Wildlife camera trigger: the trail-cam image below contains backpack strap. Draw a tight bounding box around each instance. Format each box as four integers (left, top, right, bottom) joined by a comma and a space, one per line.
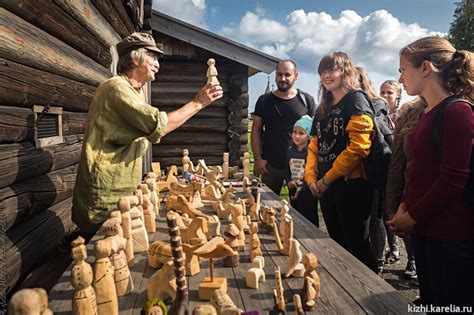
297, 89, 308, 110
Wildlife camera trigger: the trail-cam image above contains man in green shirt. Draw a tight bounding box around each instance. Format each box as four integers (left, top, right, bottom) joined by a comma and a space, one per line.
72, 33, 223, 234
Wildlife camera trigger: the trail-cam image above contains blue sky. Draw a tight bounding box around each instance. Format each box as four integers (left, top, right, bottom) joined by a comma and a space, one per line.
154, 0, 457, 111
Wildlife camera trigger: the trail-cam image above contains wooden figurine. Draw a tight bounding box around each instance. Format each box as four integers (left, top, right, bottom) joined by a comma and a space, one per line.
302, 253, 321, 311
242, 176, 251, 194
201, 184, 221, 201
249, 222, 262, 262
245, 256, 266, 289
194, 237, 237, 300
147, 260, 177, 301
269, 213, 284, 253
130, 206, 149, 253
166, 213, 189, 315
279, 199, 290, 218
182, 148, 190, 173
251, 179, 259, 200
272, 267, 286, 314
151, 162, 161, 175
142, 194, 157, 233
146, 178, 161, 215
148, 240, 173, 269
210, 288, 243, 315
118, 195, 137, 266
279, 214, 293, 256
157, 165, 178, 192
71, 236, 98, 315
143, 299, 167, 315
249, 192, 261, 221
192, 304, 217, 315
229, 203, 245, 250
242, 151, 250, 179
180, 217, 208, 245
93, 239, 118, 315
8, 288, 53, 315
261, 206, 276, 234
222, 152, 229, 180
223, 224, 240, 267
207, 58, 219, 85
293, 294, 304, 315
286, 239, 304, 278
101, 217, 134, 296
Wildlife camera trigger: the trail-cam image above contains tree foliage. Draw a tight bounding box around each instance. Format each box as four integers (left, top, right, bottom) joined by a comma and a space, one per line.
447, 0, 473, 51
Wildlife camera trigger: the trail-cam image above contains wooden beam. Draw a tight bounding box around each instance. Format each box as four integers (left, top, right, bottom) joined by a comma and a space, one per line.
0, 58, 95, 112
0, 165, 77, 231
91, 0, 132, 38
110, 0, 135, 34
0, 8, 112, 86
160, 132, 227, 145
152, 144, 228, 157
0, 135, 83, 189
3, 197, 76, 295
156, 105, 228, 119
54, 0, 121, 47
2, 0, 112, 67
151, 94, 229, 107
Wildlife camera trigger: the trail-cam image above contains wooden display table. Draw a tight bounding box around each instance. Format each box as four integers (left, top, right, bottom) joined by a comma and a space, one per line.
49, 184, 415, 314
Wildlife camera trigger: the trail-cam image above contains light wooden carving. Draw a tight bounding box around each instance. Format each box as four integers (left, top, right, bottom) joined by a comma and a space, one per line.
286, 239, 304, 278
245, 256, 266, 289
223, 224, 240, 267
230, 203, 245, 251
249, 192, 261, 221
157, 165, 178, 192
8, 288, 53, 315
142, 194, 157, 234
151, 162, 161, 175
180, 217, 208, 245
93, 239, 118, 315
249, 222, 262, 262
117, 196, 136, 267
148, 240, 173, 269
147, 260, 177, 301
210, 288, 243, 315
272, 266, 286, 314
130, 206, 149, 253
71, 236, 97, 315
302, 253, 321, 311
293, 294, 304, 315
279, 214, 293, 256
207, 58, 219, 85
242, 152, 250, 179
242, 176, 251, 194
145, 178, 161, 215
222, 152, 229, 180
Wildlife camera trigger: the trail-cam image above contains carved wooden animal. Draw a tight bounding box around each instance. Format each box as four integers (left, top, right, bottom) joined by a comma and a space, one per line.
147, 260, 177, 301
249, 223, 262, 262
223, 224, 240, 267
286, 239, 304, 278
211, 201, 231, 220
201, 184, 222, 201
210, 288, 243, 315
8, 288, 53, 315
130, 206, 149, 253
180, 217, 208, 244
249, 193, 261, 221
242, 176, 251, 193
93, 238, 118, 315
245, 256, 266, 289
157, 165, 178, 191
71, 236, 98, 315
229, 203, 245, 250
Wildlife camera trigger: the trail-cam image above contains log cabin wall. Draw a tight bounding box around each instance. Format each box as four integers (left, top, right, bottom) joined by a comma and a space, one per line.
0, 0, 144, 297
151, 33, 249, 167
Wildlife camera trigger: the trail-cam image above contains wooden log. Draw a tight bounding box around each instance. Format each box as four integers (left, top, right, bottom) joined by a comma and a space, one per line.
153, 156, 223, 168
152, 82, 229, 94
0, 135, 83, 189
0, 165, 77, 231
3, 197, 77, 295
0, 58, 95, 112
228, 111, 242, 126
0, 8, 112, 86
180, 118, 228, 132
160, 132, 227, 145
152, 144, 228, 157
2, 0, 112, 67
110, 0, 136, 34
155, 105, 228, 119
0, 106, 87, 143
54, 0, 121, 47
151, 94, 229, 107
90, 0, 131, 38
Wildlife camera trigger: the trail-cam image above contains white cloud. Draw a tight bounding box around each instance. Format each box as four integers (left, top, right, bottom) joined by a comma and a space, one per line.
153, 0, 207, 28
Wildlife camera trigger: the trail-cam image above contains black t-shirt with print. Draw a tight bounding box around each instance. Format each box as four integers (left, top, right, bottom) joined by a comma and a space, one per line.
254, 92, 316, 170
309, 91, 372, 179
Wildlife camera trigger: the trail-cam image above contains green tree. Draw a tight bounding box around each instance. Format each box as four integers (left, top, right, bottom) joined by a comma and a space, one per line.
447, 0, 473, 51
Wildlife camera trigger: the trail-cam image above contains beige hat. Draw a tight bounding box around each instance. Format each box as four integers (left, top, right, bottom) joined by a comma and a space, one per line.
116, 32, 164, 57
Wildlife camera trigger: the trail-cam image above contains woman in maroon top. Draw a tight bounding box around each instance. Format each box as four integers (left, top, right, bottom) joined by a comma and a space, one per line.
387, 36, 473, 310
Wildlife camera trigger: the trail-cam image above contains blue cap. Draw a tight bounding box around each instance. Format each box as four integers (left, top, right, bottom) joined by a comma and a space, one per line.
293, 115, 313, 136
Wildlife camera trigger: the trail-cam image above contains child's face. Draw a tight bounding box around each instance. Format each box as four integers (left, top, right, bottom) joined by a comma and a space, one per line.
292, 126, 309, 146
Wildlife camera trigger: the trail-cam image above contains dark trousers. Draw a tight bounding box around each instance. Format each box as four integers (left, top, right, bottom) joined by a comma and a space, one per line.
320, 178, 377, 272
261, 164, 285, 196
289, 185, 319, 227
412, 234, 474, 312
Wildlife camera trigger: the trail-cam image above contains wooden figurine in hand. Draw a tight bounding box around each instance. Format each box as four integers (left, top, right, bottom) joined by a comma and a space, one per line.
286, 239, 304, 278
71, 236, 97, 315
93, 239, 118, 315
302, 253, 320, 311
207, 58, 219, 85
8, 288, 53, 315
101, 217, 134, 296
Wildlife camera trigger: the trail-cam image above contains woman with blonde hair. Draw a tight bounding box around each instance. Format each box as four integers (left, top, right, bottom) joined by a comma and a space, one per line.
380, 80, 402, 123
305, 53, 377, 271
388, 36, 473, 308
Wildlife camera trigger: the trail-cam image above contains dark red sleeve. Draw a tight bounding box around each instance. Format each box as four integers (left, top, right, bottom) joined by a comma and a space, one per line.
408, 102, 473, 223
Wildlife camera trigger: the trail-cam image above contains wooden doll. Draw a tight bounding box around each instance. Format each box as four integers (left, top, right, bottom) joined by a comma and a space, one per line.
93, 238, 118, 315
71, 236, 97, 315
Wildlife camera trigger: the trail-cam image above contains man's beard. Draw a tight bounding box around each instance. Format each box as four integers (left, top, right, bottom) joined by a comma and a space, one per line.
277, 81, 293, 92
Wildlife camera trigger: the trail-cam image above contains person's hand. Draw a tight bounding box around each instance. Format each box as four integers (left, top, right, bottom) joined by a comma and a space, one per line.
315, 178, 330, 197
194, 83, 223, 108
253, 159, 269, 176
386, 210, 416, 237
287, 180, 297, 190
309, 182, 321, 197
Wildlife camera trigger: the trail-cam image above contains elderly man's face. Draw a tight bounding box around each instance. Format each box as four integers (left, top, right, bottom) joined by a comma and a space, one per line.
136, 52, 160, 83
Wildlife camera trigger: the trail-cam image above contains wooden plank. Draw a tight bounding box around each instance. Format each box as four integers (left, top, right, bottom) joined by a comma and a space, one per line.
152, 82, 229, 94
2, 0, 112, 67
0, 58, 95, 112
91, 0, 132, 38
159, 132, 228, 145
156, 105, 228, 119
0, 8, 112, 86
110, 0, 136, 34
151, 94, 229, 107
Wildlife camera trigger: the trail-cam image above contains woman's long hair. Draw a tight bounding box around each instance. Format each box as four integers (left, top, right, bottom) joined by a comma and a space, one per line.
316, 52, 360, 119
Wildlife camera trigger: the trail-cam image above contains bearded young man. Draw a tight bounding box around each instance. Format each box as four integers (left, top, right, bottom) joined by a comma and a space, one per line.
251, 60, 316, 195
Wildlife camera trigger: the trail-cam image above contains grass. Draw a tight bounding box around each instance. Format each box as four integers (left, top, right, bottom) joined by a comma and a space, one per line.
247, 120, 290, 202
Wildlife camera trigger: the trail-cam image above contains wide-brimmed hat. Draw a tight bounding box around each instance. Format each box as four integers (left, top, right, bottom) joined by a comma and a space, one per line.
116, 32, 164, 57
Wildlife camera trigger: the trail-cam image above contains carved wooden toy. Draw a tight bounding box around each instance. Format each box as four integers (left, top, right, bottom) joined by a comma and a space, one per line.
70, 236, 97, 315
193, 304, 217, 315
167, 213, 189, 315
148, 240, 173, 269
279, 199, 290, 218
242, 176, 251, 193
201, 184, 222, 201
182, 148, 191, 173
279, 214, 293, 256
261, 206, 276, 234
157, 165, 178, 192
268, 213, 284, 253
251, 179, 259, 200
249, 192, 261, 221
302, 253, 321, 310
151, 162, 161, 176
130, 206, 149, 253
8, 288, 53, 315
245, 256, 266, 289
194, 236, 237, 300
242, 151, 250, 179
211, 201, 231, 220
101, 217, 134, 296
249, 222, 262, 262
207, 58, 219, 85
302, 277, 317, 311
222, 152, 229, 180
142, 299, 167, 315
170, 182, 195, 198
145, 178, 161, 215
223, 224, 240, 267
93, 238, 118, 315
118, 196, 137, 266
229, 202, 245, 250
180, 217, 208, 245
142, 194, 157, 234
293, 294, 304, 315
272, 266, 286, 314
210, 288, 243, 315
147, 260, 177, 302
286, 239, 304, 278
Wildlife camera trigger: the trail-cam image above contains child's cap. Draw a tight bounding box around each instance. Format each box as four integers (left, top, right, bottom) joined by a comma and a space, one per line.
293, 115, 313, 136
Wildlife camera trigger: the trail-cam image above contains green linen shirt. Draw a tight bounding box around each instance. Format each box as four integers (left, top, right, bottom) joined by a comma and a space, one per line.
72, 75, 168, 233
